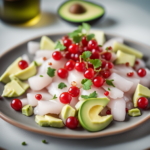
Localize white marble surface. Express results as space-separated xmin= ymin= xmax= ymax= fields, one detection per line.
xmin=0 ymin=0 xmax=150 ymax=150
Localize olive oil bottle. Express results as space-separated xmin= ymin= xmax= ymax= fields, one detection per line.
xmin=0 ymin=0 xmax=40 ymax=24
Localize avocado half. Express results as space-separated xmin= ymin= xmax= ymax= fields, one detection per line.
xmin=58 ymin=0 xmax=105 ymax=25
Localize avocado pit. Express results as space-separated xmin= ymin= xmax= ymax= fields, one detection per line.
xmin=69 ymin=3 xmax=86 ymax=14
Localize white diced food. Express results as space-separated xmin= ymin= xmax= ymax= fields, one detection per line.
xmin=110 ymin=52 xmax=117 ymax=62
xmin=34 ymin=57 xmax=44 ymax=66
xmin=35 ymin=50 xmax=55 ymax=59
xmin=27 ymin=41 xmax=40 ymax=54
xmin=22 ymin=54 xmax=30 ymax=64
xmin=126 ymin=101 xmax=134 ymax=110
xmin=135 ymin=58 xmax=146 ymax=71
xmin=28 ymin=74 xmax=52 ymax=91
xmin=20 ymin=98 xmax=28 ymax=107
xmin=108 ymin=73 xmax=133 ymax=92
xmin=70 ymin=96 xmax=79 ymax=109
xmin=123 ymin=93 xmax=132 ymax=103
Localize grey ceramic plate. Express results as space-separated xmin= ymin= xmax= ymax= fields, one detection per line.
xmin=0 ymin=32 xmax=150 ymax=139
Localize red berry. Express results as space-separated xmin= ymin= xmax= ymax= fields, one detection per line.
xmin=66 ymin=116 xmax=79 ymax=129
xmin=59 ymin=92 xmax=72 ymax=104
xmin=137 ymin=97 xmax=148 ymax=109
xmin=65 ymin=52 xmax=71 ymax=59
xmin=82 ymin=46 xmax=88 ymax=51
xmin=88 ymin=39 xmax=98 ymax=50
xmin=52 ymin=51 xmax=62 ymax=60
xmin=93 ymin=76 xmax=105 ymax=87
xmin=11 ymin=99 xmax=22 ymax=111
xmin=104 ymin=91 xmax=109 ymax=96
xmin=135 ymin=60 xmax=139 ymax=65
xmin=63 ymin=39 xmax=72 ymax=49
xmin=82 ymin=36 xmax=88 ymax=46
xmin=69 ymin=44 xmax=79 ymax=54
xmin=62 ymin=35 xmax=69 ymax=41
xmin=101 ymin=60 xmax=107 ymax=68
xmin=102 ymin=70 xmax=111 ymax=78
xmin=106 ymin=62 xmax=114 ymax=69
xmin=70 ymin=53 xmax=75 ymax=61
xmin=101 ymin=52 xmax=112 ymax=61
xmin=74 ymin=53 xmax=80 ymax=61
xmin=88 ymin=62 xmax=94 ymax=69
xmin=18 ymin=60 xmax=28 ymax=70
xmin=57 ymin=68 xmax=68 ymax=78
xmin=35 ymin=94 xmax=42 ymax=100
xmin=126 ymin=62 xmax=130 ymax=67
xmin=90 ymin=52 xmax=100 ymax=59
xmin=108 ymin=46 xmax=112 ymax=50
xmin=137 ymin=68 xmax=146 ymax=77
xmin=75 ymin=62 xmax=86 ymax=72
xmin=106 ymin=110 xmax=111 ymax=115
xmin=126 ymin=108 xmax=128 ymax=113
xmin=65 ymin=60 xmax=75 ymax=71
xmin=84 ymin=68 xmax=94 ymax=79
xmin=127 ymin=72 xmax=134 ymax=77
xmin=68 ymin=86 xmax=80 ymax=97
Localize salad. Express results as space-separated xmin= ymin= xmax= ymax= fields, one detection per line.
xmin=0 ymin=23 xmax=149 ymax=132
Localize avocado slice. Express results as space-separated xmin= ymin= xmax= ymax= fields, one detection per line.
xmin=35 ymin=115 xmax=50 ymax=127
xmin=58 ymin=0 xmax=105 ymax=24
xmin=0 ymin=57 xmax=22 ymax=84
xmin=78 ymin=97 xmax=113 ymax=132
xmin=113 ymin=42 xmax=143 ymax=59
xmin=128 ymin=108 xmax=141 ymax=117
xmin=133 ymin=84 xmax=150 ymax=107
xmin=22 ymin=105 xmax=33 ymax=117
xmin=45 ymin=115 xmax=64 ymax=128
xmin=14 ymin=62 xmax=37 ymax=80
xmin=40 ymin=36 xmax=55 ymax=50
xmin=115 ymin=50 xmax=136 ymax=67
xmin=75 ymin=100 xmax=85 ymax=111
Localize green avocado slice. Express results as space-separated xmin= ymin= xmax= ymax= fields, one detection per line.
xmin=128 ymin=108 xmax=141 ymax=117
xmin=78 ymin=97 xmax=113 ymax=132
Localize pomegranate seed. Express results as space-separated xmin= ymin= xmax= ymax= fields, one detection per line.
xmin=137 ymin=97 xmax=148 ymax=109
xmin=84 ymin=68 xmax=94 ymax=79
xmin=71 ymin=81 xmax=77 ymax=87
xmin=69 ymin=44 xmax=79 ymax=54
xmin=18 ymin=60 xmax=28 ymax=70
xmin=106 ymin=110 xmax=111 ymax=115
xmin=135 ymin=60 xmax=139 ymax=65
xmin=126 ymin=108 xmax=128 ymax=113
xmin=52 ymin=51 xmax=62 ymax=60
xmin=63 ymin=39 xmax=72 ymax=49
xmin=82 ymin=36 xmax=88 ymax=46
xmin=11 ymin=99 xmax=22 ymax=111
xmin=101 ymin=52 xmax=112 ymax=61
xmin=35 ymin=94 xmax=42 ymax=100
xmin=65 ymin=60 xmax=75 ymax=71
xmin=137 ymin=68 xmax=146 ymax=77
xmin=59 ymin=92 xmax=72 ymax=104
xmin=66 ymin=116 xmax=79 ymax=129
xmin=88 ymin=39 xmax=98 ymax=50
xmin=125 ymin=62 xmax=130 ymax=67
xmin=102 ymin=70 xmax=111 ymax=78
xmin=75 ymin=62 xmax=86 ymax=72
xmin=104 ymin=91 xmax=109 ymax=96
xmin=101 ymin=60 xmax=107 ymax=68
xmin=43 ymin=57 xmax=47 ymax=61
xmin=127 ymin=72 xmax=134 ymax=77
xmin=68 ymin=86 xmax=80 ymax=97
xmin=57 ymin=68 xmax=68 ymax=79
xmin=107 ymin=62 xmax=114 ymax=69
xmin=65 ymin=52 xmax=71 ymax=59
xmin=90 ymin=52 xmax=100 ymax=59
xmin=62 ymin=35 xmax=69 ymax=41
xmin=93 ymin=76 xmax=105 ymax=87
xmin=48 ymin=62 xmax=52 ymax=65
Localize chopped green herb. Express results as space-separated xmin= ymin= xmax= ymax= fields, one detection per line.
xmin=47 ymin=67 xmax=56 ymax=77
xmin=98 ymin=45 xmax=102 ymax=47
xmin=52 ymin=94 xmax=57 ymax=99
xmin=108 ymin=88 xmax=111 ymax=91
xmin=40 ymin=75 xmax=43 ymax=77
xmin=34 ymin=61 xmax=38 ymax=66
xmin=73 ymin=34 xmax=82 ymax=43
xmin=22 ymin=142 xmax=26 ymax=145
xmin=105 ymin=79 xmax=115 ymax=87
xmin=42 ymin=140 xmax=47 ymax=144
xmin=89 ymin=59 xmax=102 ymax=69
xmin=82 ymin=23 xmax=90 ymax=33
xmin=68 ymin=27 xmax=82 ymax=38
xmin=86 ymin=34 xmax=95 ymax=41
xmin=105 ymin=47 xmax=109 ymax=50
xmin=81 ymin=79 xmax=93 ymax=90
xmin=55 ymin=41 xmax=66 ymax=51
xmin=58 ymin=82 xmax=67 ymax=89
xmin=81 ymin=51 xmax=92 ymax=61
xmin=81 ymin=91 xmax=97 ymax=99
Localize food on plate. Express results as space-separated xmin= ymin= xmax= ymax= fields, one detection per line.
xmin=0 ymin=23 xmax=149 ymax=132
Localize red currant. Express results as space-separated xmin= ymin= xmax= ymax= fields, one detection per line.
xmin=70 ymin=53 xmax=75 ymax=61
xmin=18 ymin=60 xmax=28 ymax=70
xmin=104 ymin=91 xmax=109 ymax=96
xmin=82 ymin=46 xmax=88 ymax=51
xmin=57 ymin=68 xmax=68 ymax=78
xmin=69 ymin=44 xmax=79 ymax=54
xmin=126 ymin=108 xmax=128 ymax=113
xmin=137 ymin=97 xmax=148 ymax=109
xmin=88 ymin=62 xmax=94 ymax=69
xmin=106 ymin=110 xmax=111 ymax=115
xmin=74 ymin=53 xmax=80 ymax=61
xmin=88 ymin=39 xmax=98 ymax=50
xmin=82 ymin=36 xmax=88 ymax=46
xmin=90 ymin=52 xmax=100 ymax=59
xmin=66 ymin=116 xmax=79 ymax=129
xmin=101 ymin=52 xmax=112 ymax=61
xmin=127 ymin=72 xmax=134 ymax=77
xmin=68 ymin=86 xmax=80 ymax=97
xmin=137 ymin=68 xmax=146 ymax=77
xmin=63 ymin=39 xmax=72 ymax=49
xmin=106 ymin=62 xmax=114 ymax=69
xmin=108 ymin=46 xmax=112 ymax=50
xmin=65 ymin=60 xmax=75 ymax=71
xmin=135 ymin=60 xmax=139 ymax=65
xmin=125 ymin=62 xmax=130 ymax=67
xmin=35 ymin=94 xmax=42 ymax=100
xmin=84 ymin=68 xmax=94 ymax=79
xmin=65 ymin=52 xmax=71 ymax=59
xmin=62 ymin=35 xmax=69 ymax=41
xmin=11 ymin=99 xmax=22 ymax=111
xmin=75 ymin=62 xmax=86 ymax=72
xmin=101 ymin=60 xmax=107 ymax=68
xmin=102 ymin=70 xmax=111 ymax=78
xmin=52 ymin=51 xmax=62 ymax=60
xmin=93 ymin=76 xmax=105 ymax=87
xmin=59 ymin=92 xmax=72 ymax=104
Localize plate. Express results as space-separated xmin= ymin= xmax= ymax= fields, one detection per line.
xmin=0 ymin=33 xmax=150 ymax=139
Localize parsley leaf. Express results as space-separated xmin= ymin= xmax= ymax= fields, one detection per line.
xmin=105 ymin=79 xmax=115 ymax=87
xmin=81 ymin=51 xmax=92 ymax=61
xmin=55 ymin=41 xmax=66 ymax=51
xmin=52 ymin=94 xmax=57 ymax=99
xmin=86 ymin=34 xmax=95 ymax=41
xmin=47 ymin=67 xmax=56 ymax=77
xmin=99 ymin=45 xmax=102 ymax=47
xmin=40 ymin=75 xmax=43 ymax=77
xmin=68 ymin=27 xmax=82 ymax=38
xmin=82 ymin=23 xmax=90 ymax=33
xmin=81 ymin=91 xmax=97 ymax=99
xmin=81 ymin=79 xmax=93 ymax=90
xmin=34 ymin=61 xmax=38 ymax=66
xmin=89 ymin=59 xmax=102 ymax=69
xmin=108 ymin=88 xmax=111 ymax=91
xmin=73 ymin=35 xmax=82 ymax=43
xmin=106 ymin=47 xmax=109 ymax=50
xmin=58 ymin=82 xmax=67 ymax=89
xmin=42 ymin=140 xmax=47 ymax=144
xmin=22 ymin=142 xmax=26 ymax=145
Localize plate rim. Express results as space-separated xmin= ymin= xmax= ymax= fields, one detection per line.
xmin=0 ymin=31 xmax=150 ymax=139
